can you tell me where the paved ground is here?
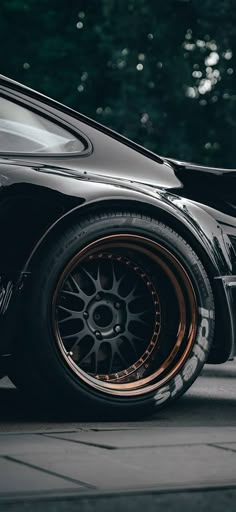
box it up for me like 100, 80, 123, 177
0, 362, 236, 511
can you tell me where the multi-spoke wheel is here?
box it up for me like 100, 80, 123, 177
9, 212, 215, 417
55, 250, 161, 383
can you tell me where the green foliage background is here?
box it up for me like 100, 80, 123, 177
1, 0, 236, 166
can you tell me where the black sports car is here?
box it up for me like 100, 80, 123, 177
0, 74, 235, 417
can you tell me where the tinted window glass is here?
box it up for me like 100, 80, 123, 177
0, 97, 85, 153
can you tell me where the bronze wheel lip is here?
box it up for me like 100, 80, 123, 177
52, 234, 198, 397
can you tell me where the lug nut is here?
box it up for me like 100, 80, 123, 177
114, 324, 121, 334
95, 331, 102, 340
115, 302, 121, 309
95, 294, 102, 301
83, 311, 89, 319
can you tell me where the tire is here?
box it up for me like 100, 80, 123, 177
9, 211, 215, 418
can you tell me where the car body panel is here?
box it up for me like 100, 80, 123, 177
0, 74, 235, 365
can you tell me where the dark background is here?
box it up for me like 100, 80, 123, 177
1, 0, 236, 167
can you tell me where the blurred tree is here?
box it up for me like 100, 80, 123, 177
1, 0, 236, 166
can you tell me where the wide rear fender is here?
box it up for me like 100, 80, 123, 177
0, 181, 235, 360
23, 185, 234, 277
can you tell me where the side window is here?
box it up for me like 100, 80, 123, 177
0, 97, 85, 154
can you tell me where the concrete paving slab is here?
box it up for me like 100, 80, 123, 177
44, 426, 236, 449
1, 361, 236, 505
13, 446, 161, 491
213, 443, 236, 452
0, 456, 84, 495
0, 429, 235, 494
0, 433, 80, 456
112, 443, 236, 487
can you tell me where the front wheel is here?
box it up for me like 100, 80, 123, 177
10, 212, 215, 417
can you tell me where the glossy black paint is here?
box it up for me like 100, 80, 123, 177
0, 74, 236, 363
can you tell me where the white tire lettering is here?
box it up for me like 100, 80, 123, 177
198, 318, 209, 351
154, 307, 213, 406
197, 307, 213, 351
199, 307, 214, 319
182, 356, 198, 382
154, 386, 171, 404
193, 344, 205, 362
171, 374, 183, 397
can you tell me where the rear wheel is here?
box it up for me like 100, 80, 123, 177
10, 212, 215, 417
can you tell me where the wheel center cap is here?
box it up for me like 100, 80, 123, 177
86, 294, 125, 339
93, 305, 113, 327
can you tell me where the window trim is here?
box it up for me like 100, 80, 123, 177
0, 91, 93, 158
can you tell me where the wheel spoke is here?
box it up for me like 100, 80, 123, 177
124, 282, 140, 301
57, 305, 83, 323
60, 289, 86, 302
109, 261, 126, 294
78, 342, 96, 366
62, 326, 88, 349
93, 347, 99, 375
96, 261, 103, 289
128, 311, 151, 327
124, 335, 139, 357
68, 274, 81, 292
65, 275, 91, 302
81, 264, 103, 290
107, 340, 129, 374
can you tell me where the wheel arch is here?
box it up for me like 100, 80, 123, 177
22, 196, 226, 279
5, 194, 234, 363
